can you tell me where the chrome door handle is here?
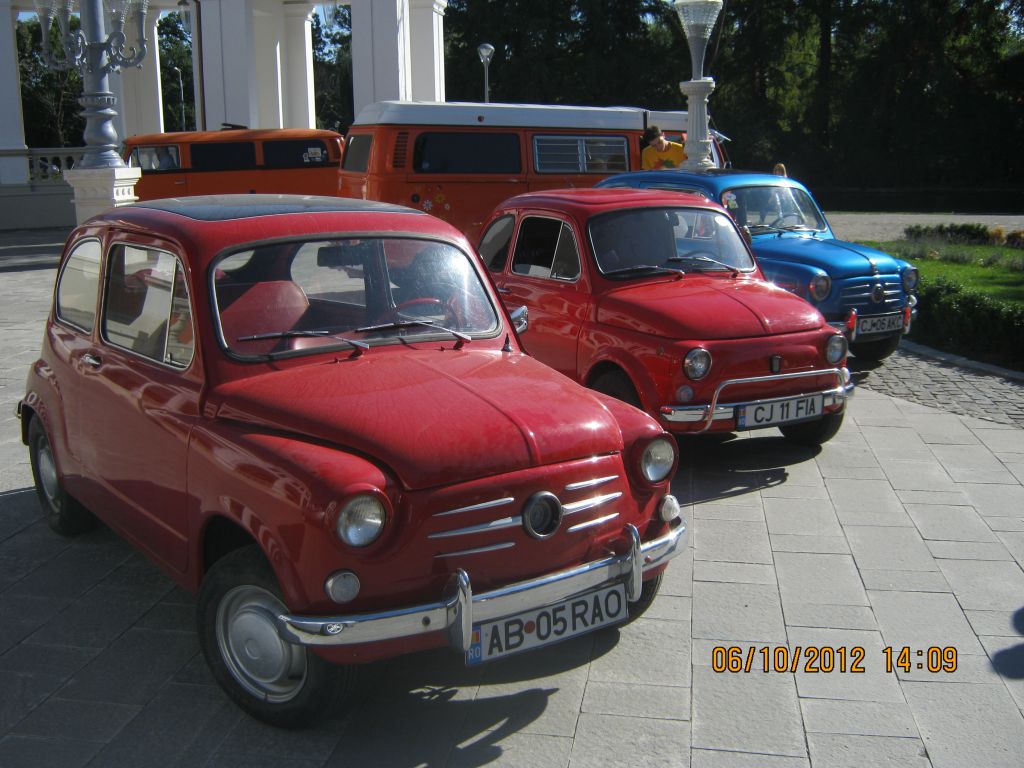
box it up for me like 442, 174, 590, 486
497, 287, 512, 295
82, 353, 101, 369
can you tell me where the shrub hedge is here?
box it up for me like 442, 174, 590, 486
909, 277, 1024, 371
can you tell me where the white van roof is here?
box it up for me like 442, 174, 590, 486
352, 101, 691, 132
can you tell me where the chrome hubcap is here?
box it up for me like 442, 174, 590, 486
216, 585, 306, 702
36, 437, 60, 508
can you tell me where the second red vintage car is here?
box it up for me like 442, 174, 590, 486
479, 188, 854, 444
20, 195, 685, 728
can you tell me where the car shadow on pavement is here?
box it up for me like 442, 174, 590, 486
990, 606, 1024, 681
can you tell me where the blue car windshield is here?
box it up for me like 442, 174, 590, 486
721, 186, 827, 233
588, 207, 756, 276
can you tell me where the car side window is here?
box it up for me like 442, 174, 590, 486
103, 245, 195, 368
479, 215, 516, 273
56, 239, 101, 332
511, 217, 577, 280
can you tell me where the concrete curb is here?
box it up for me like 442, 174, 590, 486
898, 338, 1024, 383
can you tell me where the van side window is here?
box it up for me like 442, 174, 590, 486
511, 217, 577, 280
479, 215, 516, 273
130, 146, 181, 172
263, 139, 330, 168
343, 135, 372, 172
534, 136, 629, 173
191, 142, 257, 171
413, 133, 521, 174
56, 239, 101, 332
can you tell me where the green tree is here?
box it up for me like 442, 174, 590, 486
312, 6, 354, 132
16, 18, 85, 147
158, 12, 194, 132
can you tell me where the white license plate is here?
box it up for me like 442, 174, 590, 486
738, 394, 824, 428
466, 583, 628, 665
857, 313, 903, 336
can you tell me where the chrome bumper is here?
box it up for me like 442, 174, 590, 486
659, 367, 853, 432
275, 518, 687, 651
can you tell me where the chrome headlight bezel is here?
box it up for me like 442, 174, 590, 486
335, 494, 387, 547
683, 348, 712, 380
809, 274, 831, 302
825, 334, 848, 364
902, 267, 919, 292
639, 436, 677, 484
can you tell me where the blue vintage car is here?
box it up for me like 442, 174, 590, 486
596, 169, 919, 361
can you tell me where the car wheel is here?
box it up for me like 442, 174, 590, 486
621, 573, 662, 625
198, 545, 356, 728
591, 370, 642, 409
28, 417, 97, 536
850, 335, 901, 361
779, 411, 844, 446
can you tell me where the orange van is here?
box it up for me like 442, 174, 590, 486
339, 101, 724, 240
124, 128, 345, 201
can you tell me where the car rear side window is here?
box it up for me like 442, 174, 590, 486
263, 139, 331, 168
103, 245, 195, 368
342, 135, 372, 172
413, 132, 521, 174
479, 215, 516, 273
511, 217, 579, 281
56, 239, 101, 332
190, 141, 257, 171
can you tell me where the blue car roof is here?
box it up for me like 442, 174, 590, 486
598, 169, 810, 196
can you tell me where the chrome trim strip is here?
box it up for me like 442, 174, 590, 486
435, 542, 516, 559
660, 367, 852, 432
433, 497, 515, 518
563, 491, 622, 516
564, 475, 619, 492
567, 512, 619, 533
428, 516, 522, 539
275, 517, 688, 648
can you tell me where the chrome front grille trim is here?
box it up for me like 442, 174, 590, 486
428, 516, 522, 540
434, 542, 516, 558
564, 475, 619, 492
563, 492, 623, 516
567, 512, 620, 533
433, 497, 515, 518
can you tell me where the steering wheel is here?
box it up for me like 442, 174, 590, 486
769, 213, 804, 228
375, 296, 458, 327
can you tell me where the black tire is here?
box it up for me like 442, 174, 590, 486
591, 370, 642, 409
622, 573, 663, 625
197, 545, 356, 728
28, 417, 97, 536
850, 334, 901, 361
779, 411, 845, 446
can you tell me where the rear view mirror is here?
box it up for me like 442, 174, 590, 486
509, 305, 528, 334
317, 242, 372, 269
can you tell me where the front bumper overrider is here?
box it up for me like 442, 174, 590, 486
275, 518, 687, 652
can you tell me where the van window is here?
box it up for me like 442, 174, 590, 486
511, 217, 578, 280
130, 146, 181, 172
343, 135, 372, 172
191, 142, 257, 171
413, 132, 521, 174
263, 139, 330, 168
534, 136, 629, 174
480, 215, 516, 273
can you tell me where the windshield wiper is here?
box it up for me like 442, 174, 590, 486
237, 328, 371, 356
746, 223, 784, 234
602, 265, 682, 278
356, 317, 472, 348
667, 255, 739, 276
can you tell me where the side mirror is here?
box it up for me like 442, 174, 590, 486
509, 305, 528, 334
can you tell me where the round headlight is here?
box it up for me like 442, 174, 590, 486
902, 267, 919, 291
640, 437, 676, 483
809, 274, 831, 301
825, 334, 848, 364
684, 348, 712, 380
335, 495, 386, 547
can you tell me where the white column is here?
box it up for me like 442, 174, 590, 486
282, 1, 315, 128
200, 0, 259, 129
116, 12, 165, 137
253, 0, 284, 128
0, 0, 29, 184
350, 0, 411, 118
63, 166, 142, 224
408, 0, 445, 103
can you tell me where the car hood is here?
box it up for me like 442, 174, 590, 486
752, 235, 903, 279
209, 350, 625, 490
597, 276, 824, 339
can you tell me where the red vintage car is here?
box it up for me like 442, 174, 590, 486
19, 195, 686, 727
479, 188, 854, 444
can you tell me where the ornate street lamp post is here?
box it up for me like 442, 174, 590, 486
674, 0, 721, 170
477, 43, 494, 103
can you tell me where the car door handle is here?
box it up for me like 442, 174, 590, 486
497, 287, 513, 295
82, 353, 101, 369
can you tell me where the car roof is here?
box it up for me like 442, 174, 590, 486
495, 187, 716, 215
130, 194, 416, 222
601, 168, 810, 193
125, 128, 344, 144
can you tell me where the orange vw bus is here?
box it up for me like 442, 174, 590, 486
124, 128, 344, 201
339, 101, 723, 240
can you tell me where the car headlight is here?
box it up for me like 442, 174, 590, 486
826, 334, 848, 364
640, 437, 676, 483
684, 348, 712, 380
336, 494, 386, 547
902, 267, 919, 291
808, 274, 831, 301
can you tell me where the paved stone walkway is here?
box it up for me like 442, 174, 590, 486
2, 246, 1024, 766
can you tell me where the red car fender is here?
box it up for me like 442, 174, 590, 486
579, 341, 663, 413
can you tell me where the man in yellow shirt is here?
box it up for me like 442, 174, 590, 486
641, 126, 687, 169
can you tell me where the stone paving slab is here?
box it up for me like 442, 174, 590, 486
2, 258, 1024, 766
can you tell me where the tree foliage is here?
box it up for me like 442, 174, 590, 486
158, 12, 194, 132
17, 18, 85, 147
312, 6, 354, 133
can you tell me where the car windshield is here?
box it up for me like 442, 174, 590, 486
720, 185, 827, 233
588, 207, 756, 276
214, 237, 499, 358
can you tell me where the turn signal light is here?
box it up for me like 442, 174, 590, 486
845, 308, 858, 333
